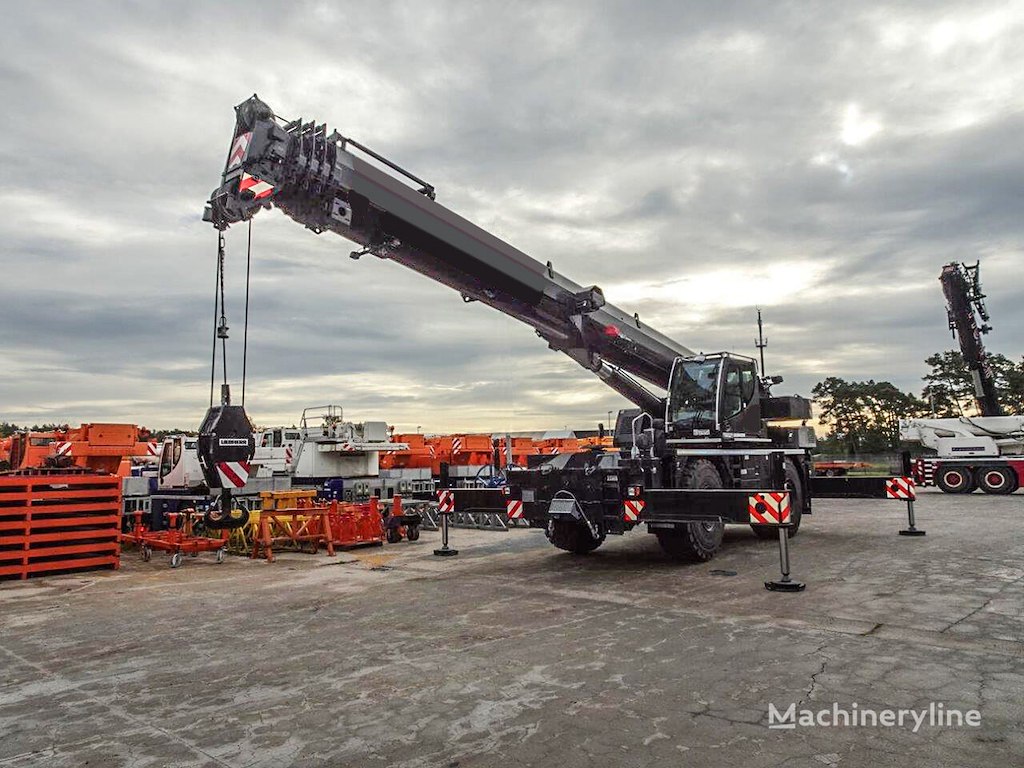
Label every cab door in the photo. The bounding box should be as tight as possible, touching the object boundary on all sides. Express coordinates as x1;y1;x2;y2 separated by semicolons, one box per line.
720;358;763;437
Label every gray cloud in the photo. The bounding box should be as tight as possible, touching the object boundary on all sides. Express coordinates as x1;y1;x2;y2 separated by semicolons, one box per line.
0;1;1022;432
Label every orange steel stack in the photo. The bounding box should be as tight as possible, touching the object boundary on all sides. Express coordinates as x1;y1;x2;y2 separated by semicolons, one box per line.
0;471;121;581
448;434;494;470
5;430;63;471
252;490;336;562
329;497;387;547
500;437;543;467
379;433;434;470
578;435;617;451
535;436;581;456
251;490;386;562
6;423;157;476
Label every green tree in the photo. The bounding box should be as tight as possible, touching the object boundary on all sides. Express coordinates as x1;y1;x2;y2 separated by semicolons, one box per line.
922;350;1024;416
812;378;925;454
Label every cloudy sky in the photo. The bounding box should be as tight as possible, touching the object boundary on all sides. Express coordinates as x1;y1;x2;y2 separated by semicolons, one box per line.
1;1;1022;433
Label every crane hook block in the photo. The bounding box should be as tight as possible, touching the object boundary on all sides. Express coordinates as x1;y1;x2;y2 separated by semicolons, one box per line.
197;400;256;494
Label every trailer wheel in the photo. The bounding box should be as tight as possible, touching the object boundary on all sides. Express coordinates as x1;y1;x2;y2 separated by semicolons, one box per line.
547;519;604;554
386;527;402;544
936;466;975;494
977;467;1018;495
751;459;804;540
406;525;420;542
657;459;725;561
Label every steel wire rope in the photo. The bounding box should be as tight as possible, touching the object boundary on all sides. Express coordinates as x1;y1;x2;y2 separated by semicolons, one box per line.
241;219;253;406
209;232;225;406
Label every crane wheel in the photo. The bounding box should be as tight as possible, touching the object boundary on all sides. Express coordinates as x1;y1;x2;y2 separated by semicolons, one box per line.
935;467;976;494
659;459;725;561
977;467;1018;495
547;519;604;555
751;459;804;540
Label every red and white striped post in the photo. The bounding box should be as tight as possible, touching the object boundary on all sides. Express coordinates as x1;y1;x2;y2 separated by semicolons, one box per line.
752;491;805;592
433;489;458;557
887;477;925;537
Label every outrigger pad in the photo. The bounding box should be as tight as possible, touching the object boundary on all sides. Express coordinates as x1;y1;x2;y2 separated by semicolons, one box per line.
197;403;255;490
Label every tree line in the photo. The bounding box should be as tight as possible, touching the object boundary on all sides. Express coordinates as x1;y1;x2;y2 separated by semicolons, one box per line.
813;350;1024;455
0;423;193;440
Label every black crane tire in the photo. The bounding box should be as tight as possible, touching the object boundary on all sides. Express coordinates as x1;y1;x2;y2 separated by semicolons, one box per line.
935;467;976;494
547;519;604;554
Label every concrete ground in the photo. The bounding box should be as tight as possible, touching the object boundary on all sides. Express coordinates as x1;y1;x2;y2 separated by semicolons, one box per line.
0;488;1022;767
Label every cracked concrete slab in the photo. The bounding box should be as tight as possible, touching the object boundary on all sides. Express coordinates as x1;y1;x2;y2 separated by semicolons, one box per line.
0;488;1021;766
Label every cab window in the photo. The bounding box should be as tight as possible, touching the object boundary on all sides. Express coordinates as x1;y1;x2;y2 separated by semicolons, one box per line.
723;360;757;419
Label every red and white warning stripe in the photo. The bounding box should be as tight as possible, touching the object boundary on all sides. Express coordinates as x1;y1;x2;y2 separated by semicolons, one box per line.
915;458;937;486
216;461;251;488
506;499;524;519
338;442;355;452
54;442;73;457
748;491;791;525
622;498;645;522
452;437;463;454
285;446;293;466
226;131;252;169
885;477;916;500
550;447;560;454
147;441;160;456
239;172;274;200
437;490;455;513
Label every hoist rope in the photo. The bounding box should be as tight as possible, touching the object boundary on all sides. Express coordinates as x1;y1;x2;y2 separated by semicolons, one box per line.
209;232;224;407
207;224;255;407
241;219;253;406
219;238;228;389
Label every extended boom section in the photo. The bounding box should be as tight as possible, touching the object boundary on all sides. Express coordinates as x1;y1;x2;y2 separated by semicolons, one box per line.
206;95;688;414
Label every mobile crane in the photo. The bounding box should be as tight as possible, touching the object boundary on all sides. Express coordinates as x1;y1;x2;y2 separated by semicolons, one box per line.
199;95;816;560
900;262;1024;494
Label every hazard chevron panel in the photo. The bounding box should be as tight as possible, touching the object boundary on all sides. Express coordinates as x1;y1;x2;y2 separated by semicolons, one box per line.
885;477;916;500
622;499;645;522
216;461;251;488
748;492;791;525
437;490;455;513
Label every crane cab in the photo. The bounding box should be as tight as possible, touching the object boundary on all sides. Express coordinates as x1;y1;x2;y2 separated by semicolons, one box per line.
664;352;813;444
666;353;766;441
158;436;204;491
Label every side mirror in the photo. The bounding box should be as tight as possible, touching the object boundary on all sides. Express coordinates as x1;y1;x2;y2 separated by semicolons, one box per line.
770;375;784;385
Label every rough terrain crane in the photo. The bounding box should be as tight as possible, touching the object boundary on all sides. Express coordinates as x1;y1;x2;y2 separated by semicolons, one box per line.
199;95;816;561
900;262;1024;494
